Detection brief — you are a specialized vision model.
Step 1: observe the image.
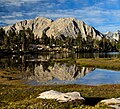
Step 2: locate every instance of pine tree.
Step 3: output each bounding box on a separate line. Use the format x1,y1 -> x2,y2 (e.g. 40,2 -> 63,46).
0,28 -> 5,47
41,32 -> 49,46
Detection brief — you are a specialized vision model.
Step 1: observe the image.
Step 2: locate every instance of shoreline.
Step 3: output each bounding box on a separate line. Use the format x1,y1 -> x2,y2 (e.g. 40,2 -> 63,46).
0,58 -> 120,108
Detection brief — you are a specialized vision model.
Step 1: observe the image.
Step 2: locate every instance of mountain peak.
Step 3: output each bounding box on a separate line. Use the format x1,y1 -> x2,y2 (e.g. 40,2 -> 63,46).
105,31 -> 120,41
35,16 -> 53,21
2,17 -> 103,40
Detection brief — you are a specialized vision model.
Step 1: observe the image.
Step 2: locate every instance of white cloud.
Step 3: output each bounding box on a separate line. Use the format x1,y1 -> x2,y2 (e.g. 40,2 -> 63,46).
83,18 -> 106,25
58,0 -> 66,3
22,5 -> 120,26
97,25 -> 120,33
2,19 -> 25,25
1,15 -> 13,19
1,0 -> 40,6
107,0 -> 118,3
1,0 -> 120,33
1,12 -> 23,19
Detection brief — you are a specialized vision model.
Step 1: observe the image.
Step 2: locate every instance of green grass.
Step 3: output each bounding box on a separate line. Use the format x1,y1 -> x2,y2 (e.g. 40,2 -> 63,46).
76,58 -> 120,70
54,58 -> 120,70
0,84 -> 120,108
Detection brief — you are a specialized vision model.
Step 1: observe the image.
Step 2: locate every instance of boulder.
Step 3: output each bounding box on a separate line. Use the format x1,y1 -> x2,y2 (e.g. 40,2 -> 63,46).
101,98 -> 120,105
101,98 -> 120,109
37,90 -> 85,102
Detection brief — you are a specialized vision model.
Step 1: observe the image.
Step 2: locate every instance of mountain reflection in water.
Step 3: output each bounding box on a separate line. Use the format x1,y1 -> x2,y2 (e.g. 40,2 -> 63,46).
1,52 -> 120,85
75,68 -> 120,85
23,61 -> 95,85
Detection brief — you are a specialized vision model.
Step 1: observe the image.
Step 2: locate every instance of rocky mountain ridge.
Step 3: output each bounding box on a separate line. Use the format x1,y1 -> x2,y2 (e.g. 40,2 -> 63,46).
2,16 -> 104,40
105,30 -> 120,41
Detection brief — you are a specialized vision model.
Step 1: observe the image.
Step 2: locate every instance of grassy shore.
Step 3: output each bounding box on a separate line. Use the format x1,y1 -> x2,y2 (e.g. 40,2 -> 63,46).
0,58 -> 120,108
76,58 -> 120,70
1,83 -> 120,109
55,58 -> 120,70
0,70 -> 120,109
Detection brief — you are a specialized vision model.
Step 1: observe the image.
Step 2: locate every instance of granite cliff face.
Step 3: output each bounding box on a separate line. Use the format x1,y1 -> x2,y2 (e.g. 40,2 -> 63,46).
3,17 -> 53,38
3,16 -> 103,40
105,31 -> 120,42
46,17 -> 103,40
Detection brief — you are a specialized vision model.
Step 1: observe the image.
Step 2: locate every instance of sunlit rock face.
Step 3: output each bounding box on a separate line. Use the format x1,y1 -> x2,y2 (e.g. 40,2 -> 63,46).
46,17 -> 103,40
23,62 -> 94,83
113,31 -> 120,41
105,31 -> 120,42
3,17 -> 103,40
3,17 -> 53,38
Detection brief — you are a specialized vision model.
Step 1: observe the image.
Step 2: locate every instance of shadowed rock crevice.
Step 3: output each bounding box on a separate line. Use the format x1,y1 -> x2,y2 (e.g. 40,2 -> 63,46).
84,97 -> 105,106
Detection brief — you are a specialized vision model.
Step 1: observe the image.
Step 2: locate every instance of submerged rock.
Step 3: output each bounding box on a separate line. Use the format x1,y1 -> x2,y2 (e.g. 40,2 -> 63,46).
37,90 -> 85,102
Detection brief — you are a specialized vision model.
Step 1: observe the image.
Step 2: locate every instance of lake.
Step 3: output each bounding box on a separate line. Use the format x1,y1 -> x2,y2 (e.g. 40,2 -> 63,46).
0,52 -> 120,85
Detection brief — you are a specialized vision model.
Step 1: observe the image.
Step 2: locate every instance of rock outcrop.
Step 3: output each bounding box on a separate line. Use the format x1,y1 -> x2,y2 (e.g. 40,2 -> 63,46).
101,98 -> 120,109
46,17 -> 103,40
3,17 -> 53,38
37,90 -> 85,102
105,31 -> 120,42
3,16 -> 103,40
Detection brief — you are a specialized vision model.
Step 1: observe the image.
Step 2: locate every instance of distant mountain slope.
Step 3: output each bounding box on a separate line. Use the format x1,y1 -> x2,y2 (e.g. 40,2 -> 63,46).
105,31 -> 120,42
2,17 -> 104,40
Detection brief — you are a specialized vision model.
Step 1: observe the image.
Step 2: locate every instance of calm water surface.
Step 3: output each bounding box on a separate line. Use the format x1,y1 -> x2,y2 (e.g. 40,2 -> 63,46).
0,52 -> 120,85
75,68 -> 120,85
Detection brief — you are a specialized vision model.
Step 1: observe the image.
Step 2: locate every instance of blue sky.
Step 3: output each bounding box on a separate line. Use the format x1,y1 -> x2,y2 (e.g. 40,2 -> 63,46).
0,0 -> 120,33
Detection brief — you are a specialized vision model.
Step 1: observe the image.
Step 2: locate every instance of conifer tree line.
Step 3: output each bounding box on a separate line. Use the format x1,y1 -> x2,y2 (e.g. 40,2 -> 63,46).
0,27 -> 34,52
0,27 -> 120,52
